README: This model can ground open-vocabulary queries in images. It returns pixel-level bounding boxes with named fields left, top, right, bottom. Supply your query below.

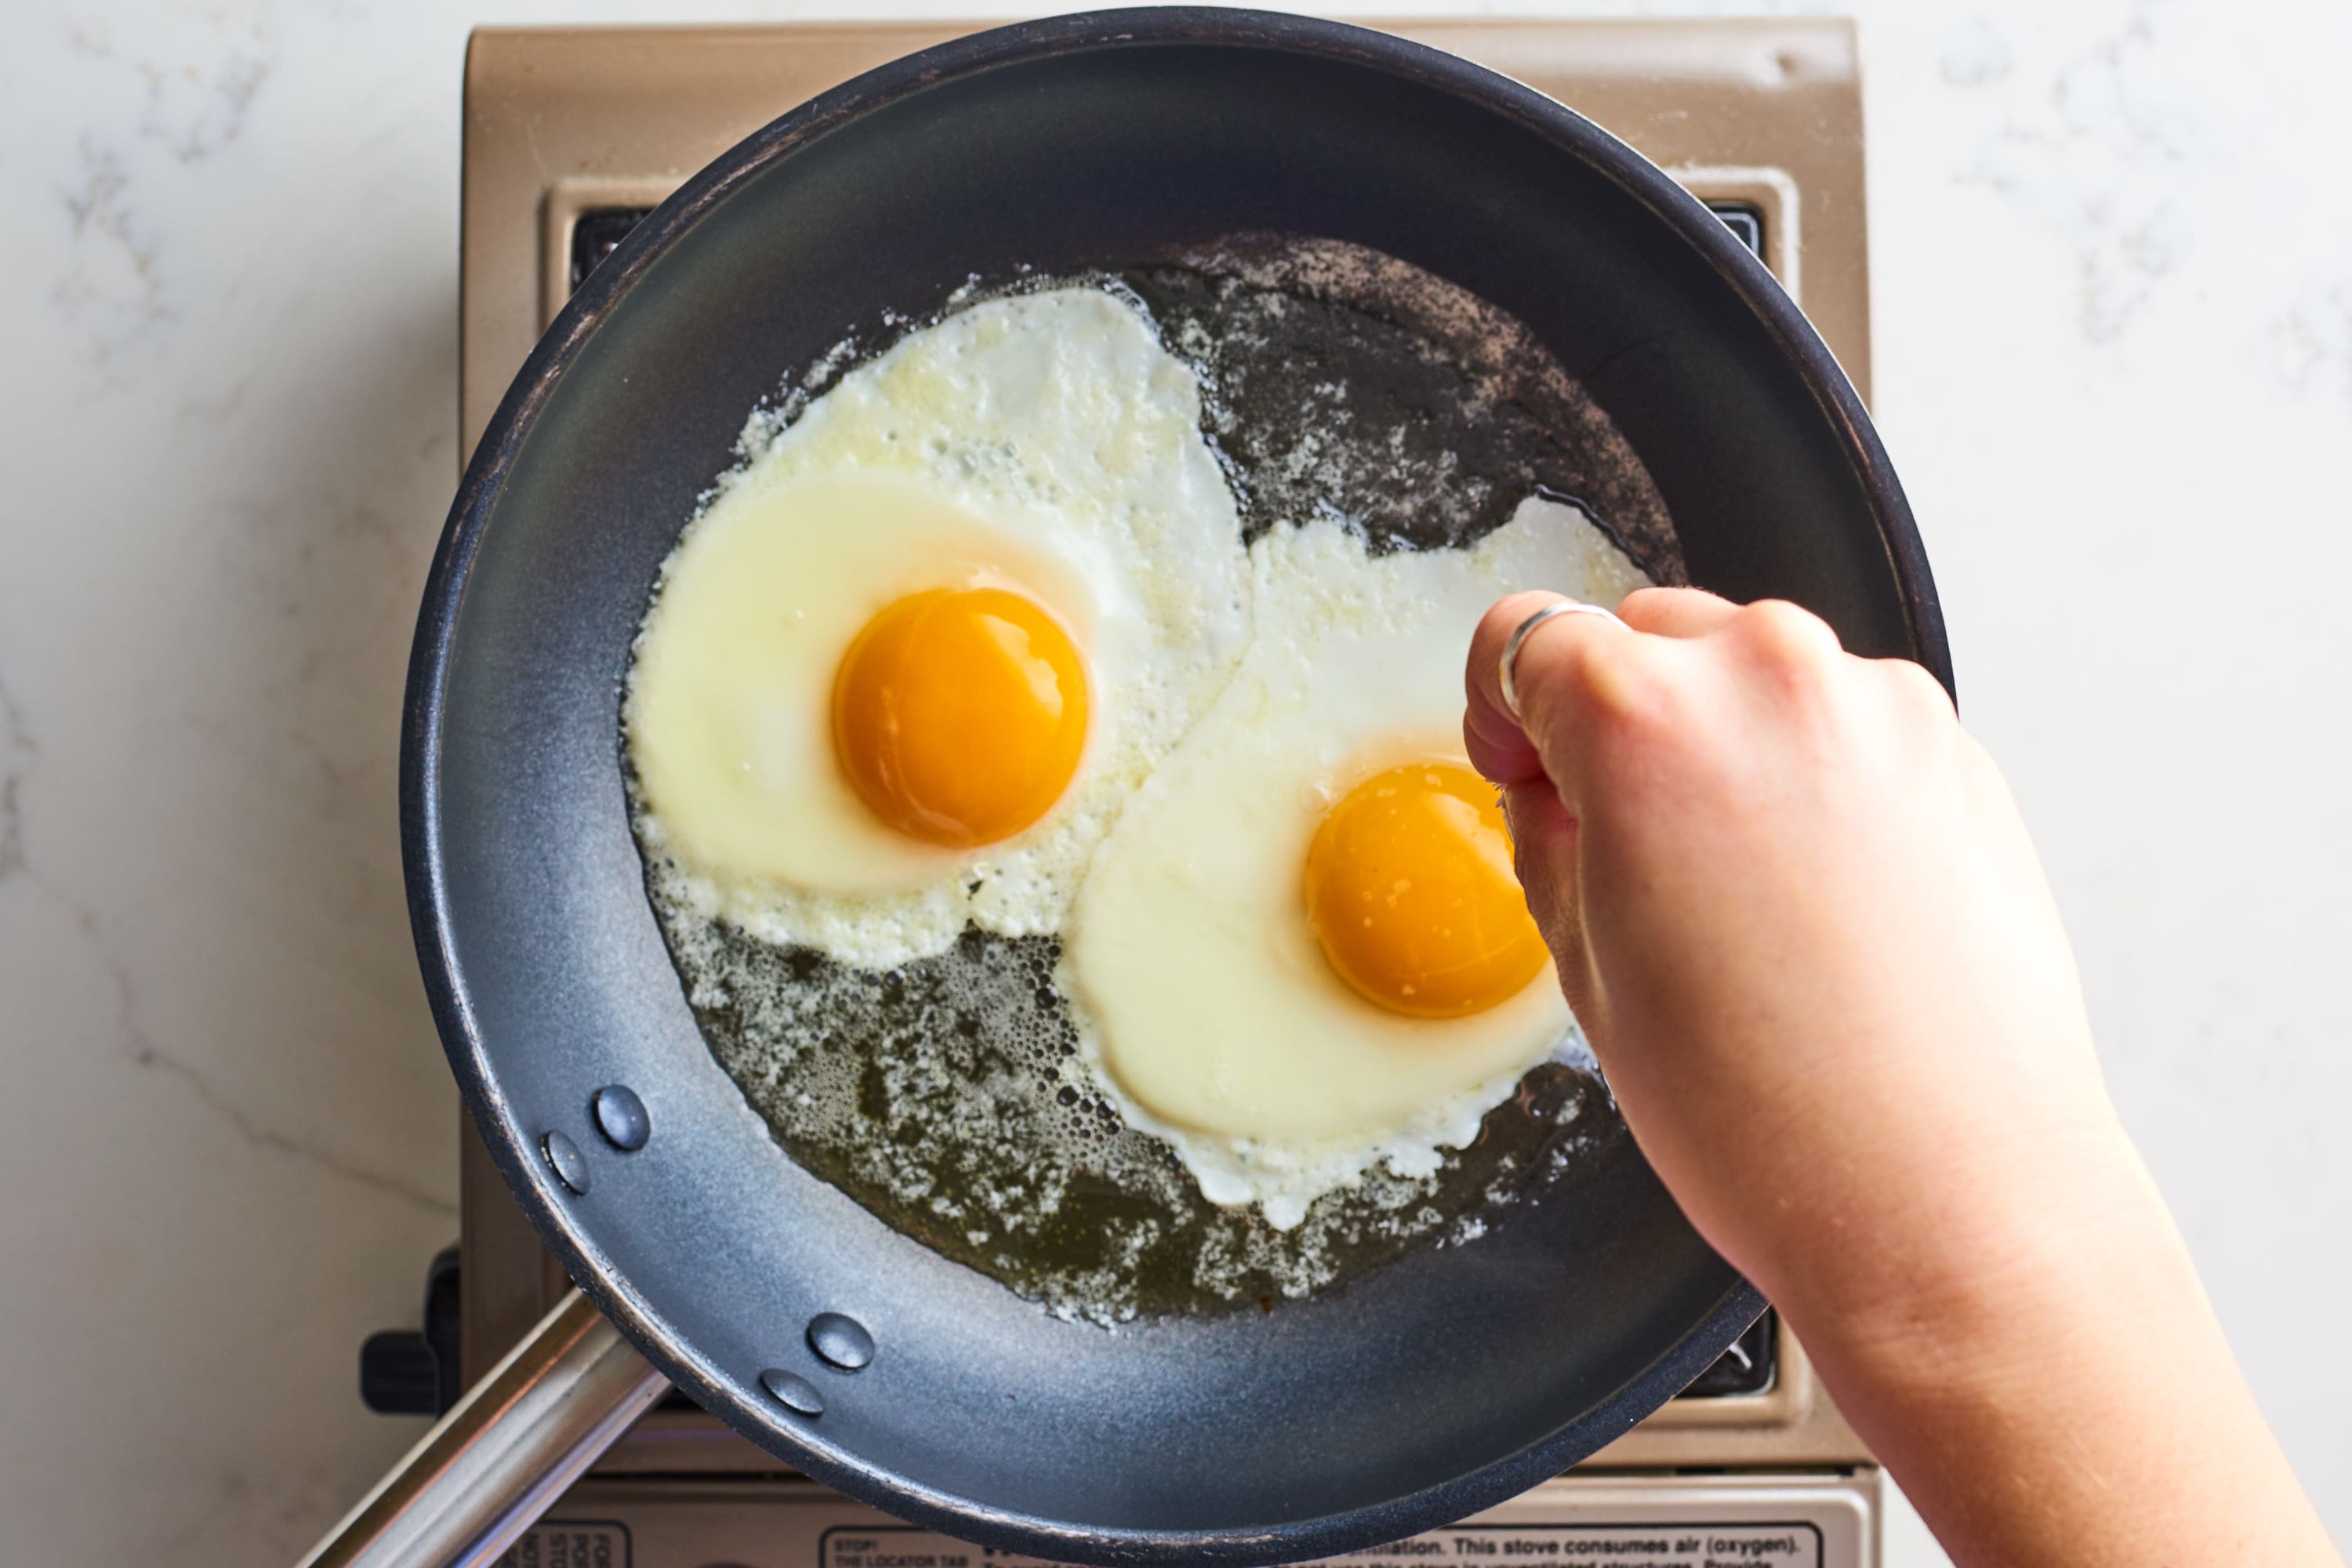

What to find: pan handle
left=296, top=1287, right=670, bottom=1568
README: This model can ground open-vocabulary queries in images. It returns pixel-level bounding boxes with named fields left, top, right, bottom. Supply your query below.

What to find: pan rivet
left=540, top=1131, right=591, bottom=1195
left=760, top=1368, right=825, bottom=1417
left=590, top=1085, right=651, bottom=1152
left=807, top=1312, right=875, bottom=1372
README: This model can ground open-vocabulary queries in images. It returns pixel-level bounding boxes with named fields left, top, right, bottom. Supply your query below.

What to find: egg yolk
left=831, top=586, right=1088, bottom=848
left=1303, top=763, right=1550, bottom=1019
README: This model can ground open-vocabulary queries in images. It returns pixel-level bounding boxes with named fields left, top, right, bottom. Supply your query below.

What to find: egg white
left=626, top=288, right=1251, bottom=971
left=1063, top=496, right=1653, bottom=1227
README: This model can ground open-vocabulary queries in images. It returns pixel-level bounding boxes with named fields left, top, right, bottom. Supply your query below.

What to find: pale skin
left=1464, top=586, right=2343, bottom=1568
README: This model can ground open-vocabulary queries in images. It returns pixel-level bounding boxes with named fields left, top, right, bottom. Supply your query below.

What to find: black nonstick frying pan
left=395, top=10, right=1948, bottom=1566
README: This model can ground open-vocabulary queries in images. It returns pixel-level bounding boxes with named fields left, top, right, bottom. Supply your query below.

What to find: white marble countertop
left=2, top=2, right=2345, bottom=1563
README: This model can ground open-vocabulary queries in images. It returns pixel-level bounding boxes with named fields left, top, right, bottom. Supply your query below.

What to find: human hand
left=1464, top=586, right=2340, bottom=1568
left=1464, top=587, right=2103, bottom=1328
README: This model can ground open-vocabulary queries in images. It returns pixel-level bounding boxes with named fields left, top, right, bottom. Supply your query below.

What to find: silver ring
left=1499, top=601, right=1628, bottom=718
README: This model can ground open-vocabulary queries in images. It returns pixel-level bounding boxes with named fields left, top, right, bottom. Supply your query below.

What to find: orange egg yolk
left=1303, top=762, right=1550, bottom=1019
left=830, top=586, right=1088, bottom=848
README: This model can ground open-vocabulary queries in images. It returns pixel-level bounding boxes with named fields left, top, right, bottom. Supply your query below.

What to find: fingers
left=1468, top=587, right=1857, bottom=833
left=1871, top=652, right=1958, bottom=718
left=1722, top=598, right=1846, bottom=672
left=1465, top=590, right=1651, bottom=810
left=1502, top=777, right=1592, bottom=1013
left=1617, top=586, right=1740, bottom=640
left=1465, top=593, right=1613, bottom=1005
left=1463, top=591, right=1564, bottom=786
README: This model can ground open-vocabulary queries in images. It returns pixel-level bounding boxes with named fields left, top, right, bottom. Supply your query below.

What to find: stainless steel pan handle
left=296, top=1287, right=669, bottom=1568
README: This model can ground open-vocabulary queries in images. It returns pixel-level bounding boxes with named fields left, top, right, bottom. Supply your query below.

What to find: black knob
left=1678, top=1307, right=1778, bottom=1398
left=360, top=1330, right=441, bottom=1415
left=359, top=1246, right=463, bottom=1416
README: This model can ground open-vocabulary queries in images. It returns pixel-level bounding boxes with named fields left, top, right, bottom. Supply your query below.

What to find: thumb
left=1465, top=590, right=1637, bottom=818
left=1502, top=775, right=1598, bottom=1025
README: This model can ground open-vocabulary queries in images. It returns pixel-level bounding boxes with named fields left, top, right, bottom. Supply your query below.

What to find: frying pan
left=392, top=10, right=1949, bottom=1566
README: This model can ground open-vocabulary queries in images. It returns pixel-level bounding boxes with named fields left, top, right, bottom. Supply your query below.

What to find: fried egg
left=626, top=289, right=1250, bottom=970
left=1064, top=496, right=1652, bottom=1226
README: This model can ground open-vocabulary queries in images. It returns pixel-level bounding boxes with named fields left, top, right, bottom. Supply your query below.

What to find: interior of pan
left=408, top=11, right=1942, bottom=1563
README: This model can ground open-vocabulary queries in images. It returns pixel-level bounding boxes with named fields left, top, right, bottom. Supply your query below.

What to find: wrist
left=1760, top=1114, right=2190, bottom=1396
left=1768, top=1126, right=2341, bottom=1568
left=1780, top=1123, right=2195, bottom=1417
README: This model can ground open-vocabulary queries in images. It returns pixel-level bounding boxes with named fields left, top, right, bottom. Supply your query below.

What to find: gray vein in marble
left=0, top=673, right=32, bottom=884
left=1955, top=0, right=2200, bottom=343
left=56, top=132, right=169, bottom=364
left=138, top=51, right=270, bottom=165
left=49, top=14, right=274, bottom=374
left=79, top=905, right=459, bottom=1218
left=3, top=698, right=452, bottom=1215
left=2270, top=285, right=2352, bottom=401
left=1940, top=19, right=2012, bottom=88
left=175, top=372, right=256, bottom=428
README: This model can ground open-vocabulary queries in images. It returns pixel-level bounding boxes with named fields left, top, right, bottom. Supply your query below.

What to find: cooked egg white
left=626, top=289, right=1251, bottom=970
left=630, top=283, right=1652, bottom=1233
left=1063, top=496, right=1652, bottom=1227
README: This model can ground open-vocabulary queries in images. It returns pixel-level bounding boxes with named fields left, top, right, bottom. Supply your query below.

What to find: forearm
left=1464, top=587, right=2339, bottom=1563
left=1774, top=1137, right=2342, bottom=1568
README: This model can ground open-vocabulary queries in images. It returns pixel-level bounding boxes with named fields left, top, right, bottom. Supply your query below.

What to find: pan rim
left=401, top=8, right=1912, bottom=1560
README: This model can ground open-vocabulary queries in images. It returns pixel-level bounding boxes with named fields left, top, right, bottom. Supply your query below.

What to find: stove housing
left=388, top=20, right=1890, bottom=1564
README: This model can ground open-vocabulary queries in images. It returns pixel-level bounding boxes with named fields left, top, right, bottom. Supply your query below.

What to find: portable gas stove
left=363, top=19, right=1886, bottom=1565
